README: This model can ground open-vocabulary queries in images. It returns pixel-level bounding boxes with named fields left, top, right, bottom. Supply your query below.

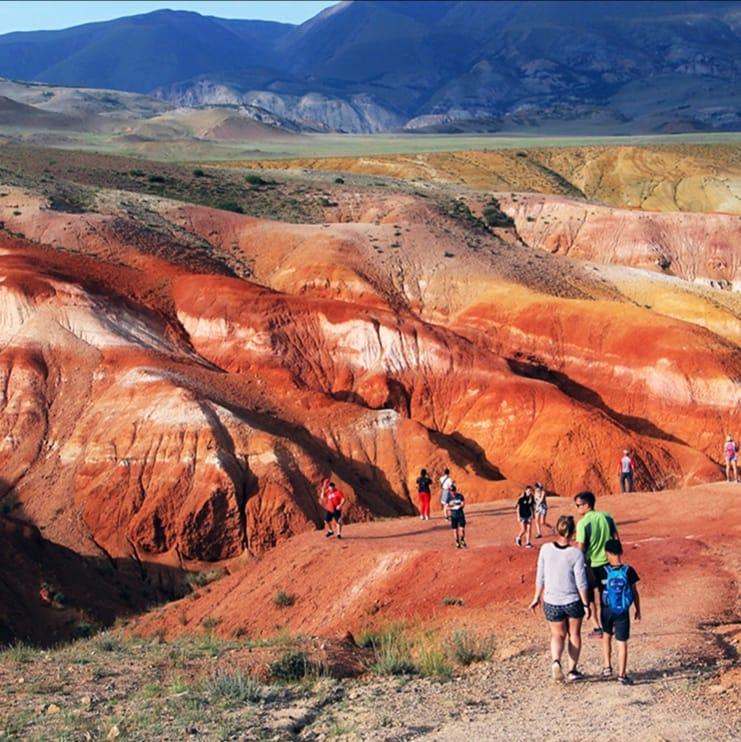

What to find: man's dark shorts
left=587, top=564, right=608, bottom=593
left=324, top=510, right=341, bottom=524
left=601, top=604, right=630, bottom=641
left=543, top=600, right=585, bottom=622
left=450, top=512, right=466, bottom=529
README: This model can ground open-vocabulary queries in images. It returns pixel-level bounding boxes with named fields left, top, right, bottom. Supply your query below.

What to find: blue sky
left=0, top=1, right=338, bottom=33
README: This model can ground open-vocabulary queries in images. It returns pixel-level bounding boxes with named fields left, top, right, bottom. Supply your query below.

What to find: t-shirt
left=517, top=493, right=534, bottom=519
left=534, top=487, right=546, bottom=507
left=323, top=489, right=345, bottom=512
left=620, top=455, right=633, bottom=473
left=440, top=475, right=454, bottom=503
left=576, top=510, right=618, bottom=567
left=599, top=564, right=640, bottom=604
left=536, top=542, right=588, bottom=606
left=416, top=475, right=432, bottom=493
left=448, top=493, right=465, bottom=511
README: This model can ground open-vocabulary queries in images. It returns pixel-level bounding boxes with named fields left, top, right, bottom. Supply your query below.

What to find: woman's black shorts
left=324, top=510, right=341, bottom=523
left=543, top=600, right=585, bottom=622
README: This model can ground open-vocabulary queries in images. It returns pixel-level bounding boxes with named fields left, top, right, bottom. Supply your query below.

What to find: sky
left=0, top=1, right=338, bottom=33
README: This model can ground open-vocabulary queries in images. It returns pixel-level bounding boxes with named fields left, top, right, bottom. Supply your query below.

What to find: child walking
left=448, top=485, right=466, bottom=548
left=515, top=486, right=535, bottom=548
left=600, top=539, right=641, bottom=685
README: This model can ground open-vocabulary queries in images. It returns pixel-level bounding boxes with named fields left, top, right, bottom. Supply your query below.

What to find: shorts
left=450, top=512, right=466, bottom=528
left=518, top=516, right=532, bottom=524
left=587, top=564, right=608, bottom=593
left=601, top=604, right=630, bottom=641
left=535, top=503, right=547, bottom=516
left=543, top=600, right=585, bottom=622
left=727, top=454, right=738, bottom=463
left=440, top=492, right=452, bottom=505
left=324, top=510, right=342, bottom=524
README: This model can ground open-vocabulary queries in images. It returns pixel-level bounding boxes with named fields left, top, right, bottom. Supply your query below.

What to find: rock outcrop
left=0, top=180, right=737, bottom=592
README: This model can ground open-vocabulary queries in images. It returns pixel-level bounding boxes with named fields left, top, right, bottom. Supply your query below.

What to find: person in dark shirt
left=515, top=486, right=535, bottom=548
left=416, top=468, right=433, bottom=520
left=448, top=485, right=466, bottom=548
left=599, top=539, right=641, bottom=685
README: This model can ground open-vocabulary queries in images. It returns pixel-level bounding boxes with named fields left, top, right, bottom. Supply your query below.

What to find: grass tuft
left=448, top=628, right=495, bottom=666
left=205, top=669, right=261, bottom=704
left=273, top=590, right=296, bottom=608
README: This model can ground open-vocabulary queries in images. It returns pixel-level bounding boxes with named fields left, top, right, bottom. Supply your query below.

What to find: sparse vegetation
left=482, top=198, right=515, bottom=228
left=371, top=627, right=416, bottom=676
left=273, top=590, right=296, bottom=608
left=205, top=669, right=261, bottom=704
left=215, top=200, right=245, bottom=213
left=185, top=568, right=227, bottom=590
left=448, top=628, right=495, bottom=666
left=270, top=650, right=315, bottom=681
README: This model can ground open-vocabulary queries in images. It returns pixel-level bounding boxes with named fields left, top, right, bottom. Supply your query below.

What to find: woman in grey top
left=529, top=515, right=591, bottom=682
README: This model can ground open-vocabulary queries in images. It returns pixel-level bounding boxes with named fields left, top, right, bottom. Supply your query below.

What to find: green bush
left=148, top=174, right=167, bottom=184
left=415, top=638, right=452, bottom=679
left=215, top=200, right=244, bottom=214
left=334, top=177, right=345, bottom=184
left=482, top=198, right=515, bottom=228
left=185, top=568, right=226, bottom=590
left=269, top=651, right=313, bottom=681
left=205, top=669, right=261, bottom=703
left=371, top=627, right=416, bottom=676
left=192, top=168, right=207, bottom=178
left=273, top=591, right=296, bottom=608
left=245, top=174, right=267, bottom=186
left=448, top=628, right=495, bottom=666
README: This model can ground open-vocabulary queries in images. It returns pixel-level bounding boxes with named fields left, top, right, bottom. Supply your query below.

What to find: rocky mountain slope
left=0, top=143, right=738, bottom=642
left=0, top=2, right=739, bottom=133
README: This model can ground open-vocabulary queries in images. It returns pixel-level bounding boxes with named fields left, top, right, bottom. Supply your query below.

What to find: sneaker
left=535, top=533, right=543, bottom=539
left=525, top=543, right=533, bottom=549
left=420, top=515, right=425, bottom=520
left=325, top=531, right=334, bottom=538
left=617, top=675, right=634, bottom=686
left=456, top=540, right=462, bottom=549
left=515, top=536, right=521, bottom=547
left=551, top=660, right=564, bottom=682
left=460, top=539, right=467, bottom=548
left=566, top=669, right=584, bottom=682
left=587, top=627, right=603, bottom=639
left=336, top=534, right=342, bottom=540
left=601, top=666, right=613, bottom=678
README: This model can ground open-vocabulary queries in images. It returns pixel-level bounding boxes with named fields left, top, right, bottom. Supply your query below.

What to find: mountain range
left=0, top=1, right=739, bottom=133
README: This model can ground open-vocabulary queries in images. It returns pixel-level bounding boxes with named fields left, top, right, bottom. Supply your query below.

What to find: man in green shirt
left=574, top=491, right=619, bottom=639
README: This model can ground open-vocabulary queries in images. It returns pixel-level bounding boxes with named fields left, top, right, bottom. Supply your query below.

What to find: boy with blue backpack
left=600, top=539, right=641, bottom=685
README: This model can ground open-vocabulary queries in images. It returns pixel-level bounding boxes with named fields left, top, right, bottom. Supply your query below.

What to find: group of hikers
left=529, top=490, right=640, bottom=684
left=317, top=434, right=738, bottom=682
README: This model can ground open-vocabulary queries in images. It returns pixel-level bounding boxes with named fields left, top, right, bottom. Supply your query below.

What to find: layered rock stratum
left=0, top=145, right=738, bottom=642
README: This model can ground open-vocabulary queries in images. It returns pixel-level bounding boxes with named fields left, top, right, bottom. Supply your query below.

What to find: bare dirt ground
left=2, top=484, right=738, bottom=740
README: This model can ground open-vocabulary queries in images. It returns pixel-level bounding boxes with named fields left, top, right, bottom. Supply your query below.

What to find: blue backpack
left=604, top=564, right=634, bottom=616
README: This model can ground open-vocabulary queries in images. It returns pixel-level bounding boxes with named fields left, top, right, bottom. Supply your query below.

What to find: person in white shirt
left=439, top=468, right=454, bottom=518
left=529, top=514, right=591, bottom=682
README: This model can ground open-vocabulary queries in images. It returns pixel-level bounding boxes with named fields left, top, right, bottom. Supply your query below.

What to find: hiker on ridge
left=574, top=491, right=619, bottom=639
left=618, top=449, right=635, bottom=493
left=320, top=480, right=346, bottom=539
left=724, top=434, right=739, bottom=483
left=529, top=514, right=590, bottom=682
left=534, top=482, right=554, bottom=538
left=416, top=467, right=433, bottom=520
left=439, top=468, right=454, bottom=519
left=515, top=485, right=535, bottom=548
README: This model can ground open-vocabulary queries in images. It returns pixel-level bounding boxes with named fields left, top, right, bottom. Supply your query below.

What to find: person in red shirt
left=320, top=480, right=346, bottom=539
